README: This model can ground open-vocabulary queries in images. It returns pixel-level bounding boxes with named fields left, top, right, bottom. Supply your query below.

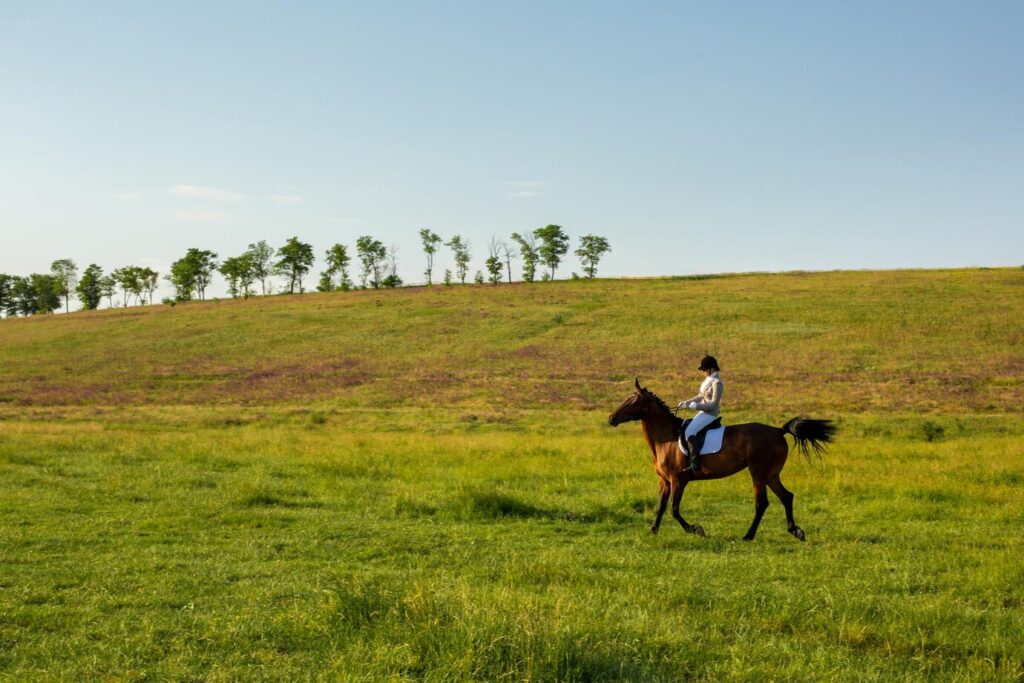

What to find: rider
left=678, top=355, right=724, bottom=473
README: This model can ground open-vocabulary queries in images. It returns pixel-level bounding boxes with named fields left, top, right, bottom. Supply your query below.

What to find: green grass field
left=1, top=269, right=1022, bottom=681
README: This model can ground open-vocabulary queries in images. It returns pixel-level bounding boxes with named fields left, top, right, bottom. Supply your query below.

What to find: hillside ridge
left=1, top=268, right=1021, bottom=413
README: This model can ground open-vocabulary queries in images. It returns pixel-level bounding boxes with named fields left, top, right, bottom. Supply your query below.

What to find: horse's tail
left=780, top=417, right=836, bottom=459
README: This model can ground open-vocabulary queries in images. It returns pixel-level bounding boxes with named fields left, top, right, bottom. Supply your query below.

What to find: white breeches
left=684, top=411, right=717, bottom=439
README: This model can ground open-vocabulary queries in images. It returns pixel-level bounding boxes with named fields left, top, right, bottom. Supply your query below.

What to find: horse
left=608, top=379, right=835, bottom=541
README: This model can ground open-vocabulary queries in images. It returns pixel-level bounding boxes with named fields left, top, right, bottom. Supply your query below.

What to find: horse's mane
left=641, top=388, right=683, bottom=429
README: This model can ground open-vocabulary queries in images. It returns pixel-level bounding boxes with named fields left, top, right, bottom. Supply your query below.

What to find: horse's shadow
left=401, top=489, right=637, bottom=525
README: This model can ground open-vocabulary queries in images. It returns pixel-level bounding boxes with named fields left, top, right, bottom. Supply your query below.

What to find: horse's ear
left=634, top=377, right=641, bottom=391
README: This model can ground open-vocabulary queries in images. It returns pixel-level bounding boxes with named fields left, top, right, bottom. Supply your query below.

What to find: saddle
left=679, top=416, right=723, bottom=455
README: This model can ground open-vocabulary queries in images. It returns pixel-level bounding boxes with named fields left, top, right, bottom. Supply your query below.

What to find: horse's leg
left=670, top=476, right=705, bottom=537
left=767, top=473, right=805, bottom=541
left=651, top=478, right=669, bottom=534
left=742, top=476, right=769, bottom=541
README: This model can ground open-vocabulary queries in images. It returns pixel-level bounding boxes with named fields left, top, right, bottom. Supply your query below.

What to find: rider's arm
left=691, top=378, right=722, bottom=413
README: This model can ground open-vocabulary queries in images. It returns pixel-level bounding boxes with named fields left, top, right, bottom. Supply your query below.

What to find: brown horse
left=608, top=379, right=835, bottom=541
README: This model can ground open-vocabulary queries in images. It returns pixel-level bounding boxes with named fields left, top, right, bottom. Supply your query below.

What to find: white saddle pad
left=679, top=426, right=725, bottom=456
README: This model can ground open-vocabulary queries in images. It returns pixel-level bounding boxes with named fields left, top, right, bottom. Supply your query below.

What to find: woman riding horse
left=678, top=355, right=723, bottom=473
left=609, top=378, right=835, bottom=540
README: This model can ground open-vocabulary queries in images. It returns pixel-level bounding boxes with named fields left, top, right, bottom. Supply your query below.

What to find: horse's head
left=608, top=378, right=654, bottom=427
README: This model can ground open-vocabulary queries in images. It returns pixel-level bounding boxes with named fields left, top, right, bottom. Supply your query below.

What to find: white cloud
left=502, top=180, right=544, bottom=198
left=173, top=209, right=231, bottom=223
left=171, top=184, right=246, bottom=202
left=271, top=193, right=304, bottom=204
left=110, top=192, right=141, bottom=202
left=502, top=180, right=545, bottom=188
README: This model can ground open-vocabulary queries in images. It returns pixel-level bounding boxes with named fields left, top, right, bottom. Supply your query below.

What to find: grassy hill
left=1, top=268, right=1022, bottom=681
left=1, top=268, right=1021, bottom=413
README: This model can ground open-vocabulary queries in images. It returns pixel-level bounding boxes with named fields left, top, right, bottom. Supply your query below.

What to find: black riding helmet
left=698, top=355, right=719, bottom=371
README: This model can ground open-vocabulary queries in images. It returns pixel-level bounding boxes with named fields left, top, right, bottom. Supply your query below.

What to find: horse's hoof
left=741, top=534, right=755, bottom=542
left=692, top=525, right=706, bottom=538
left=650, top=526, right=659, bottom=535
left=792, top=527, right=806, bottom=542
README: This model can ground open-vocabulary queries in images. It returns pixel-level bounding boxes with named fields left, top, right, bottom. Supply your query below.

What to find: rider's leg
left=684, top=411, right=715, bottom=474
left=686, top=435, right=701, bottom=473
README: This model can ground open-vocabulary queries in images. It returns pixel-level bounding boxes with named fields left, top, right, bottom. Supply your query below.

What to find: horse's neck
left=641, top=411, right=678, bottom=446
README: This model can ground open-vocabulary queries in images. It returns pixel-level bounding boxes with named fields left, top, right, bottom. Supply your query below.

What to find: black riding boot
left=686, top=436, right=701, bottom=474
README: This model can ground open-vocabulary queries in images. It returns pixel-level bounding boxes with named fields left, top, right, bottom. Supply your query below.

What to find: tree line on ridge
left=0, top=225, right=611, bottom=317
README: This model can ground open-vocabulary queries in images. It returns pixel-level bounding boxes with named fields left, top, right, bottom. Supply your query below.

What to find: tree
left=574, top=235, right=611, bottom=279
left=20, top=274, right=61, bottom=314
left=246, top=240, right=275, bottom=295
left=35, top=275, right=61, bottom=313
left=274, top=237, right=314, bottom=294
left=220, top=259, right=241, bottom=298
left=381, top=245, right=402, bottom=288
left=130, top=266, right=148, bottom=305
left=219, top=256, right=255, bottom=298
left=6, top=276, right=27, bottom=316
left=166, top=249, right=216, bottom=301
left=485, top=256, right=502, bottom=284
left=534, top=224, right=570, bottom=280
left=112, top=267, right=131, bottom=307
left=113, top=266, right=144, bottom=307
left=419, top=229, right=443, bottom=285
left=318, top=244, right=352, bottom=292
left=100, top=274, right=117, bottom=308
left=165, top=259, right=193, bottom=301
left=0, top=274, right=12, bottom=318
left=140, top=267, right=159, bottom=304
left=485, top=237, right=503, bottom=285
left=76, top=264, right=104, bottom=310
left=9, top=276, right=33, bottom=316
left=445, top=235, right=471, bottom=284
left=335, top=246, right=353, bottom=291
left=191, top=250, right=218, bottom=300
left=510, top=232, right=539, bottom=282
left=355, top=236, right=387, bottom=288
left=50, top=259, right=78, bottom=313
left=497, top=240, right=516, bottom=283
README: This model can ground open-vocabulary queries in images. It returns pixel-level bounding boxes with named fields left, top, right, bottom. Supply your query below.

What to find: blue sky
left=2, top=1, right=1022, bottom=295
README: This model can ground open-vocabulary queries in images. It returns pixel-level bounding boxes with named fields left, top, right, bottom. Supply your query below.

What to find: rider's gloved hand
left=688, top=402, right=698, bottom=410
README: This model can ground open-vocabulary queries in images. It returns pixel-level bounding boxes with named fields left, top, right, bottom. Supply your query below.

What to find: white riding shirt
left=683, top=372, right=724, bottom=439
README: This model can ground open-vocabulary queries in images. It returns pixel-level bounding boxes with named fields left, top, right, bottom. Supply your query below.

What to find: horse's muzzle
left=608, top=416, right=619, bottom=427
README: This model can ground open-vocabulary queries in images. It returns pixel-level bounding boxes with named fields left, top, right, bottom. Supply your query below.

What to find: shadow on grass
left=394, top=489, right=636, bottom=524
left=236, top=488, right=324, bottom=509
left=668, top=273, right=728, bottom=281
left=455, top=490, right=549, bottom=519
